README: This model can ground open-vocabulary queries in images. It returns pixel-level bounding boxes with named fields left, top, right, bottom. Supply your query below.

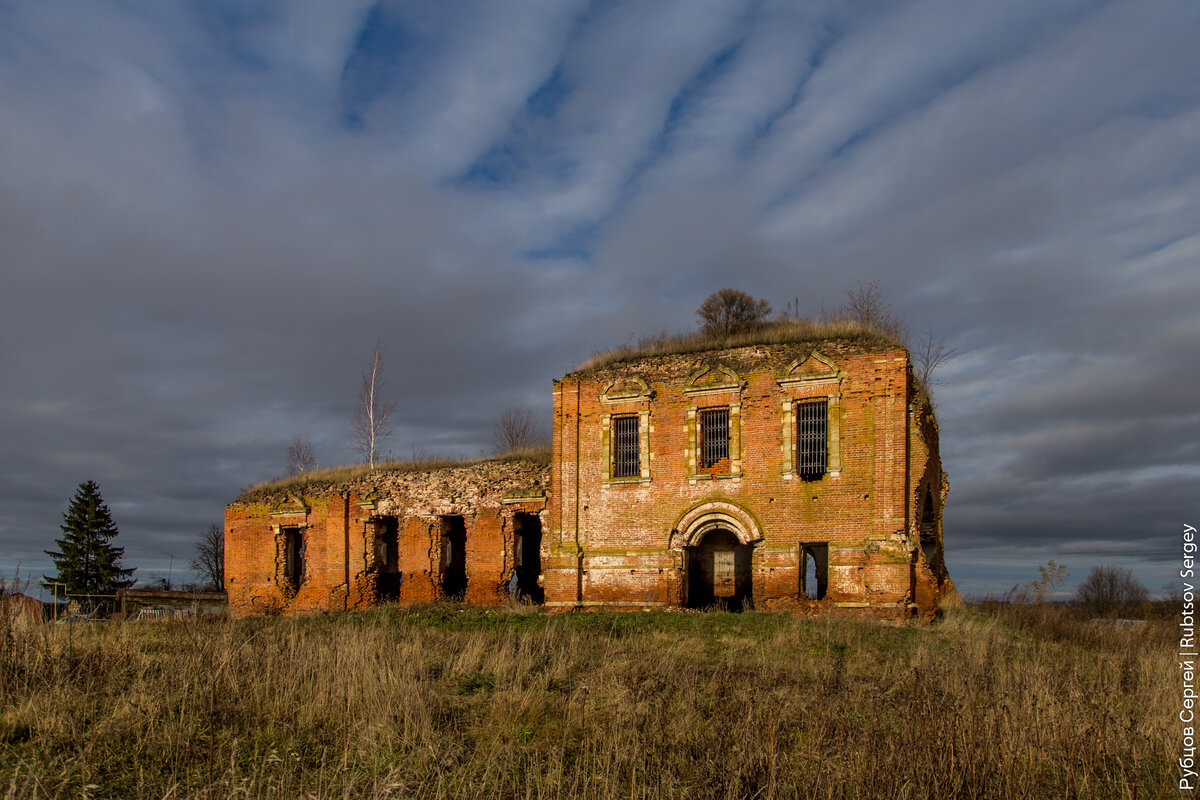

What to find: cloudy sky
left=2, top=0, right=1197, bottom=598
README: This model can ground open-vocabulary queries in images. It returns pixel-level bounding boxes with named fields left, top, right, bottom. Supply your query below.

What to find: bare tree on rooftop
left=493, top=407, right=547, bottom=455
left=824, top=280, right=907, bottom=342
left=284, top=436, right=317, bottom=477
left=351, top=338, right=395, bottom=469
left=696, top=289, right=773, bottom=337
left=912, top=323, right=957, bottom=401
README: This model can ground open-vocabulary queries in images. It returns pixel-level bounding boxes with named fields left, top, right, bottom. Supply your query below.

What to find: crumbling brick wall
left=548, top=340, right=951, bottom=615
left=224, top=460, right=548, bottom=617
left=225, top=340, right=952, bottom=618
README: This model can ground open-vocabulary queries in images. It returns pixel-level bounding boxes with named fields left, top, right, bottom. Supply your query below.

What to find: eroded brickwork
left=225, top=339, right=952, bottom=617
left=225, top=461, right=549, bottom=617
left=547, top=340, right=952, bottom=616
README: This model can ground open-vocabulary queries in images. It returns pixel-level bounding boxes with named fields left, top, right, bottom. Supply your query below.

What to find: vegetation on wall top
left=236, top=446, right=552, bottom=504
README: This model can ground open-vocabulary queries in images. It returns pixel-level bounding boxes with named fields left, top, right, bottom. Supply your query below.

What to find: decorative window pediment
left=777, top=350, right=845, bottom=387
left=600, top=376, right=653, bottom=404
left=269, top=494, right=310, bottom=519
left=684, top=364, right=744, bottom=397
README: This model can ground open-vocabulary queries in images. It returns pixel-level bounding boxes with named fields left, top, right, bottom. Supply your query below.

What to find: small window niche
left=800, top=543, right=828, bottom=601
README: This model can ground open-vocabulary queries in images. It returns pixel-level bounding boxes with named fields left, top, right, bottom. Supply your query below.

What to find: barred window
left=698, top=407, right=730, bottom=469
left=796, top=399, right=828, bottom=480
left=612, top=415, right=640, bottom=478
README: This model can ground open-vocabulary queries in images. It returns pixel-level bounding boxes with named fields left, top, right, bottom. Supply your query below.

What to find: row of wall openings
left=796, top=399, right=828, bottom=480
left=698, top=407, right=730, bottom=470
left=615, top=401, right=830, bottom=480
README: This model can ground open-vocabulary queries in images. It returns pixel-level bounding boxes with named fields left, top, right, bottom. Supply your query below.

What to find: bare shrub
left=822, top=279, right=906, bottom=342
left=911, top=323, right=956, bottom=399
left=493, top=407, right=548, bottom=455
left=1076, top=565, right=1149, bottom=616
left=696, top=289, right=772, bottom=337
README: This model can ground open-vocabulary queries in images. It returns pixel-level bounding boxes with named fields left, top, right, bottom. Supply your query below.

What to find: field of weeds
left=0, top=604, right=1176, bottom=799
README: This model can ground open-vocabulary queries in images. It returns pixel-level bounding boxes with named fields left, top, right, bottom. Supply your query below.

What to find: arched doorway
left=685, top=528, right=753, bottom=611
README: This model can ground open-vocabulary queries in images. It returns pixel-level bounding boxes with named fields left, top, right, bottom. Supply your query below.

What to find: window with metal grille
left=796, top=399, right=828, bottom=480
left=698, top=407, right=730, bottom=469
left=612, top=415, right=640, bottom=478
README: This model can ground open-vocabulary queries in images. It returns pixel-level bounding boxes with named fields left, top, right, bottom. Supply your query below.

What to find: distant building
left=225, top=335, right=954, bottom=617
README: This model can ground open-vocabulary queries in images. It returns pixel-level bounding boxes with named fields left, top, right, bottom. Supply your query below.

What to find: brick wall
left=224, top=461, right=548, bottom=617
left=549, top=340, right=950, bottom=615
left=225, top=340, right=952, bottom=618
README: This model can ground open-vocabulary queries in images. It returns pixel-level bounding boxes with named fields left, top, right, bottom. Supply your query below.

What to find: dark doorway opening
left=374, top=516, right=400, bottom=601
left=282, top=527, right=305, bottom=592
left=918, top=492, right=941, bottom=576
left=440, top=515, right=467, bottom=600
left=800, top=543, right=828, bottom=600
left=686, top=528, right=753, bottom=611
left=512, top=513, right=544, bottom=603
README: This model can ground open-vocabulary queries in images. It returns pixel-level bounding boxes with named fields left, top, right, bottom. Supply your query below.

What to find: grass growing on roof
left=237, top=445, right=552, bottom=503
left=572, top=317, right=904, bottom=373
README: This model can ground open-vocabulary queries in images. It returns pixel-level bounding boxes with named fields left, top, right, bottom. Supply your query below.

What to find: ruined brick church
left=225, top=337, right=953, bottom=617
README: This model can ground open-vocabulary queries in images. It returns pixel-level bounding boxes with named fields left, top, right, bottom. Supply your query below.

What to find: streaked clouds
left=1, top=0, right=1196, bottom=596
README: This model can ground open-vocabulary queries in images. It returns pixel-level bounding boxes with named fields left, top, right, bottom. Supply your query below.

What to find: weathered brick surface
left=225, top=461, right=548, bottom=617
left=548, top=340, right=951, bottom=615
left=225, top=339, right=951, bottom=617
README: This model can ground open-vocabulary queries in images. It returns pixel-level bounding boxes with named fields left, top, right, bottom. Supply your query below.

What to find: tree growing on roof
left=44, top=480, right=135, bottom=603
left=285, top=436, right=317, bottom=477
left=351, top=338, right=396, bottom=469
left=493, top=407, right=548, bottom=455
left=696, top=289, right=773, bottom=337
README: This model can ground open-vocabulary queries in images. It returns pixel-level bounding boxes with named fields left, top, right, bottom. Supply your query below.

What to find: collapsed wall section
left=225, top=459, right=548, bottom=617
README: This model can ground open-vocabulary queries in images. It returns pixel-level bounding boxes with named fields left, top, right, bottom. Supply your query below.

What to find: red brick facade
left=224, top=340, right=952, bottom=617
left=545, top=341, right=952, bottom=615
left=224, top=462, right=549, bottom=616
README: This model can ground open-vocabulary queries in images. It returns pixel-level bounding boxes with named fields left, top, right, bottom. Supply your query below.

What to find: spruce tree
left=45, top=480, right=136, bottom=599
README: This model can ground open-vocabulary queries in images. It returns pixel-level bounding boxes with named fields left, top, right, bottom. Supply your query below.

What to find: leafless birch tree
left=351, top=338, right=395, bottom=469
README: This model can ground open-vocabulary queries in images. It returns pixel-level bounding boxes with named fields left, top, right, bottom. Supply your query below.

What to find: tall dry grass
left=0, top=604, right=1177, bottom=799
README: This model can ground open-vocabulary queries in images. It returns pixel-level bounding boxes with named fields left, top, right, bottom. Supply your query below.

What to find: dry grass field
left=0, top=603, right=1176, bottom=799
